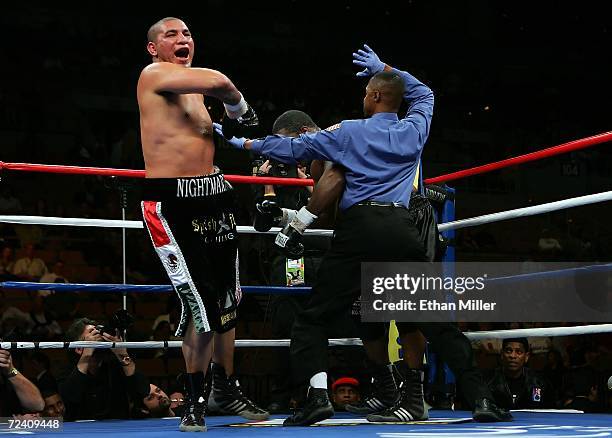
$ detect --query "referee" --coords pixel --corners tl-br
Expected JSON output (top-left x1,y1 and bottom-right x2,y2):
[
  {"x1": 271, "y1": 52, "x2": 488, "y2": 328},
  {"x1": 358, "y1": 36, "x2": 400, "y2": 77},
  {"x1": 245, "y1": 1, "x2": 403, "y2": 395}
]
[{"x1": 227, "y1": 44, "x2": 507, "y2": 425}]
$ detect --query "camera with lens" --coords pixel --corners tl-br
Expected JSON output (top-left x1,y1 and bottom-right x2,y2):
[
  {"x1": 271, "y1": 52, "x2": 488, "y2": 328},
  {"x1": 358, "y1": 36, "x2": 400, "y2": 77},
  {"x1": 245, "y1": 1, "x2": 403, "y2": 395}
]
[
  {"x1": 95, "y1": 309, "x2": 134, "y2": 336},
  {"x1": 252, "y1": 156, "x2": 296, "y2": 178}
]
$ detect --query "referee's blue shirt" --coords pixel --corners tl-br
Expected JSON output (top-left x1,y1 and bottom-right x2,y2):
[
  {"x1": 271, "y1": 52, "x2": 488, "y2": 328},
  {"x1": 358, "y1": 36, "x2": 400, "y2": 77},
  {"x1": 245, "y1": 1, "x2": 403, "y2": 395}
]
[{"x1": 250, "y1": 68, "x2": 434, "y2": 211}]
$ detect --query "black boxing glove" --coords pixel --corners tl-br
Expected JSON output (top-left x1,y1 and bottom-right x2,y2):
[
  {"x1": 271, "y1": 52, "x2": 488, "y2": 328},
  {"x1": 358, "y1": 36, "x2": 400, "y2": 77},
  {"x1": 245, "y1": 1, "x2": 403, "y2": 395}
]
[
  {"x1": 274, "y1": 223, "x2": 305, "y2": 259},
  {"x1": 273, "y1": 207, "x2": 317, "y2": 258},
  {"x1": 222, "y1": 98, "x2": 259, "y2": 140},
  {"x1": 253, "y1": 196, "x2": 285, "y2": 232}
]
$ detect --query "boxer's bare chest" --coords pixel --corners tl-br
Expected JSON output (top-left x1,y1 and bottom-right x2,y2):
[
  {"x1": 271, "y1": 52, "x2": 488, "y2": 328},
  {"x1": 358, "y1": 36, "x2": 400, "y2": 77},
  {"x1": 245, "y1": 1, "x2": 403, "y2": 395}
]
[{"x1": 173, "y1": 93, "x2": 212, "y2": 134}]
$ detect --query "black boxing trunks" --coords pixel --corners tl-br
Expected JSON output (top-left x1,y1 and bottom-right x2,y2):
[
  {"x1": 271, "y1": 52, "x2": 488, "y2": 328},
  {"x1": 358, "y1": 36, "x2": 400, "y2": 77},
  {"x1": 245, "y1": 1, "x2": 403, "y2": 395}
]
[
  {"x1": 407, "y1": 191, "x2": 443, "y2": 262},
  {"x1": 141, "y1": 171, "x2": 240, "y2": 335}
]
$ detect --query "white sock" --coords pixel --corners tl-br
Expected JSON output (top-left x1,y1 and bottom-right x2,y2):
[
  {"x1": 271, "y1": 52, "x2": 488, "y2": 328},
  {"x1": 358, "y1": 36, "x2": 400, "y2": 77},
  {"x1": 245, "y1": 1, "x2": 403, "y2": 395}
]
[{"x1": 309, "y1": 371, "x2": 328, "y2": 389}]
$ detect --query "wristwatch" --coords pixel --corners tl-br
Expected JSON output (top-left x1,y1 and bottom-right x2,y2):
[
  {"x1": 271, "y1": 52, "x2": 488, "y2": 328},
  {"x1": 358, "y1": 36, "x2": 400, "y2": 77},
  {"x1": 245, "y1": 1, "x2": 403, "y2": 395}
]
[{"x1": 6, "y1": 368, "x2": 20, "y2": 378}]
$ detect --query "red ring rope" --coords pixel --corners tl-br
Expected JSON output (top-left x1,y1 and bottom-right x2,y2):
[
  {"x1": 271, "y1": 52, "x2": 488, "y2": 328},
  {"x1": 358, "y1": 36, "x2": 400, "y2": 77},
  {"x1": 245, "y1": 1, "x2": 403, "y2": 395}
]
[
  {"x1": 0, "y1": 162, "x2": 313, "y2": 187},
  {"x1": 424, "y1": 131, "x2": 612, "y2": 185},
  {"x1": 1, "y1": 131, "x2": 610, "y2": 186}
]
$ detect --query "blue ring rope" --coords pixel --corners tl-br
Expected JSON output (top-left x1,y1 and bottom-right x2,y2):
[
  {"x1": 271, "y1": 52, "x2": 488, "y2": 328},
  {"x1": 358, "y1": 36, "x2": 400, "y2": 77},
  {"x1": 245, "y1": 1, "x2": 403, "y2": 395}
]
[
  {"x1": 2, "y1": 263, "x2": 611, "y2": 295},
  {"x1": 0, "y1": 282, "x2": 311, "y2": 295}
]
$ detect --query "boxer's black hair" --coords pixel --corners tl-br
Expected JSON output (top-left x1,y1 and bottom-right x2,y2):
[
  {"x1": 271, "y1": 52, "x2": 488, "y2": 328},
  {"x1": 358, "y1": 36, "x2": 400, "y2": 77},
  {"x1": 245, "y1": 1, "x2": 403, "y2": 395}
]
[
  {"x1": 272, "y1": 110, "x2": 318, "y2": 136},
  {"x1": 147, "y1": 17, "x2": 183, "y2": 42}
]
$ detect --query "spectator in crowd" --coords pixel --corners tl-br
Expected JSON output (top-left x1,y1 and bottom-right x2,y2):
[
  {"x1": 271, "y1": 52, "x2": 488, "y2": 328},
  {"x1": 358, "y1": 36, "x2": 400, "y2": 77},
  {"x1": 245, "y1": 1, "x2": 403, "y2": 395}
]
[
  {"x1": 148, "y1": 297, "x2": 181, "y2": 359},
  {"x1": 538, "y1": 228, "x2": 563, "y2": 256},
  {"x1": 150, "y1": 296, "x2": 180, "y2": 338},
  {"x1": 0, "y1": 305, "x2": 34, "y2": 340},
  {"x1": 331, "y1": 376, "x2": 360, "y2": 410},
  {"x1": 561, "y1": 366, "x2": 602, "y2": 412},
  {"x1": 136, "y1": 383, "x2": 174, "y2": 418},
  {"x1": 560, "y1": 343, "x2": 606, "y2": 413},
  {"x1": 0, "y1": 245, "x2": 16, "y2": 278},
  {"x1": 471, "y1": 322, "x2": 502, "y2": 355},
  {"x1": 13, "y1": 224, "x2": 45, "y2": 249},
  {"x1": 30, "y1": 351, "x2": 58, "y2": 393},
  {"x1": 29, "y1": 292, "x2": 63, "y2": 341},
  {"x1": 12, "y1": 243, "x2": 48, "y2": 281},
  {"x1": 39, "y1": 260, "x2": 69, "y2": 285},
  {"x1": 484, "y1": 338, "x2": 555, "y2": 409},
  {"x1": 0, "y1": 348, "x2": 45, "y2": 416},
  {"x1": 149, "y1": 320, "x2": 174, "y2": 359},
  {"x1": 543, "y1": 349, "x2": 567, "y2": 392},
  {"x1": 41, "y1": 388, "x2": 65, "y2": 418},
  {"x1": 57, "y1": 318, "x2": 149, "y2": 420},
  {"x1": 0, "y1": 187, "x2": 23, "y2": 214}
]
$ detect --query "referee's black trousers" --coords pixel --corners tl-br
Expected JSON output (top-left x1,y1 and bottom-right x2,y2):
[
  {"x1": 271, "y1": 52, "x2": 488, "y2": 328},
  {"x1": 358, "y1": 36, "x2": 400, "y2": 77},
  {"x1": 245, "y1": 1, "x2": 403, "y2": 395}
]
[
  {"x1": 289, "y1": 204, "x2": 492, "y2": 407},
  {"x1": 290, "y1": 204, "x2": 426, "y2": 385}
]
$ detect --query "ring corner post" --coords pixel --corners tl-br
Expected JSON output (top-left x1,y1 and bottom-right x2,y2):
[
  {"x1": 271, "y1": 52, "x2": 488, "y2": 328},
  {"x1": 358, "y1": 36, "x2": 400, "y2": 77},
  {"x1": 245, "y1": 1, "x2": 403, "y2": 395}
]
[{"x1": 441, "y1": 186, "x2": 456, "y2": 264}]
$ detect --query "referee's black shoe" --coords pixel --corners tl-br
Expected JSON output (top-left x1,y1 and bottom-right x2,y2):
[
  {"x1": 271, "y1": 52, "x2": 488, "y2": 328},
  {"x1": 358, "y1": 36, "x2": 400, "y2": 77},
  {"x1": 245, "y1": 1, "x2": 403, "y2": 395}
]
[
  {"x1": 472, "y1": 398, "x2": 513, "y2": 422},
  {"x1": 283, "y1": 387, "x2": 334, "y2": 426}
]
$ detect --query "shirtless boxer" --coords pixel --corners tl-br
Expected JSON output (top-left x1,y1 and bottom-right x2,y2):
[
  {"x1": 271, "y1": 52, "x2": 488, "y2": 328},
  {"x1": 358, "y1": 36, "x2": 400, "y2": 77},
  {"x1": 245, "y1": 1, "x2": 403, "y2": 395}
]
[{"x1": 137, "y1": 17, "x2": 268, "y2": 432}]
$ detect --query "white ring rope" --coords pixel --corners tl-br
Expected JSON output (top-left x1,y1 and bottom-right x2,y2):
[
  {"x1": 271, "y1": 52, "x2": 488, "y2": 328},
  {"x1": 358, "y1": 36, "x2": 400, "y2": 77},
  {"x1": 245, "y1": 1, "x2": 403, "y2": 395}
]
[
  {"x1": 2, "y1": 189, "x2": 611, "y2": 233},
  {"x1": 0, "y1": 215, "x2": 334, "y2": 237},
  {"x1": 438, "y1": 190, "x2": 612, "y2": 232},
  {"x1": 3, "y1": 324, "x2": 612, "y2": 350}
]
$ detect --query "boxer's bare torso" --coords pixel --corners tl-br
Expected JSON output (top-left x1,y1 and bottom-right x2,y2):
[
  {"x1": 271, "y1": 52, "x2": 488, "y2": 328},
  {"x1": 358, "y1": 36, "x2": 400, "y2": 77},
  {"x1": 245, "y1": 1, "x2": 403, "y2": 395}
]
[{"x1": 138, "y1": 64, "x2": 215, "y2": 178}]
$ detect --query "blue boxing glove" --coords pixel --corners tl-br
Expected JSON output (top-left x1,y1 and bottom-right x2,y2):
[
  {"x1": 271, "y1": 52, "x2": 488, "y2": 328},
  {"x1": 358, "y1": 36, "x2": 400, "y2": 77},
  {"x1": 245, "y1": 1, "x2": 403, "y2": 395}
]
[
  {"x1": 213, "y1": 122, "x2": 246, "y2": 149},
  {"x1": 352, "y1": 44, "x2": 385, "y2": 77}
]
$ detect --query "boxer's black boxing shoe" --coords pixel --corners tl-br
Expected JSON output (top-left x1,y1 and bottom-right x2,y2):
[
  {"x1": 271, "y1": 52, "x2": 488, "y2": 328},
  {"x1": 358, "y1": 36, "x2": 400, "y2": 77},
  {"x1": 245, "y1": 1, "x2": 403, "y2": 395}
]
[
  {"x1": 208, "y1": 363, "x2": 269, "y2": 420},
  {"x1": 179, "y1": 398, "x2": 206, "y2": 432}
]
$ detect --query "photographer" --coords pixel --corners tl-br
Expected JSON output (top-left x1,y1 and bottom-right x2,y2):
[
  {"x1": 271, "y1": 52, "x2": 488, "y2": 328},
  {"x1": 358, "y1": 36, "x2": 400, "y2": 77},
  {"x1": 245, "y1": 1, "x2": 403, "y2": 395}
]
[{"x1": 57, "y1": 317, "x2": 149, "y2": 420}]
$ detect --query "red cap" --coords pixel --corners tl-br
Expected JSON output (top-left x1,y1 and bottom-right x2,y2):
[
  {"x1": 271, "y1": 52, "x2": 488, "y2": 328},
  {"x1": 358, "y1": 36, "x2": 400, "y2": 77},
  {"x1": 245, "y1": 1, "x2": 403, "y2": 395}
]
[{"x1": 331, "y1": 377, "x2": 360, "y2": 392}]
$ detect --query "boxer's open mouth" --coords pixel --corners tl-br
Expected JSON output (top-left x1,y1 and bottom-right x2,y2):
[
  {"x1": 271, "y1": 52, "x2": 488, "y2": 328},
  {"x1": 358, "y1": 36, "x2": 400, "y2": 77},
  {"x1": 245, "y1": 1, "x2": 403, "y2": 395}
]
[{"x1": 174, "y1": 48, "x2": 190, "y2": 59}]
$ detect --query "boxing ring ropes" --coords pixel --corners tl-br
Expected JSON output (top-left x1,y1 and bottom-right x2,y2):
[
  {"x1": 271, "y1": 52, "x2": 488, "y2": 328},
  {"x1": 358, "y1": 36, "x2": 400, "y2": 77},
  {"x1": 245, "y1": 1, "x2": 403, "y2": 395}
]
[{"x1": 1, "y1": 131, "x2": 612, "y2": 436}]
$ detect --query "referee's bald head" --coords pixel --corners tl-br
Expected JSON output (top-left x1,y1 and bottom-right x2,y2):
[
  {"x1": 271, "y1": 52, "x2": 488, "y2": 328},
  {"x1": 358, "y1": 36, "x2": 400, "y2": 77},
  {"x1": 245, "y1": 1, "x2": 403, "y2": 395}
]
[{"x1": 368, "y1": 71, "x2": 405, "y2": 112}]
